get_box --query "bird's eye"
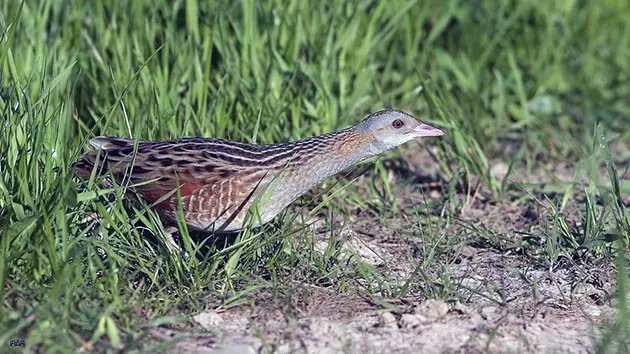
[392,119,404,129]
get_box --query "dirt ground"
[146,150,622,353]
[152,230,614,353]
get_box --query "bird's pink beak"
[413,122,444,137]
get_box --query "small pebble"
[194,311,224,330]
[417,299,449,320]
[379,311,398,329]
[210,344,257,354]
[400,313,427,328]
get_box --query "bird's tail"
[72,151,98,180]
[73,136,130,180]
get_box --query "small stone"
[457,245,477,259]
[400,313,427,328]
[470,312,484,325]
[379,311,398,329]
[194,311,224,330]
[417,300,449,320]
[585,306,601,318]
[210,343,257,354]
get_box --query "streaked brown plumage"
[74,109,444,232]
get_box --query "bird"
[74,109,444,233]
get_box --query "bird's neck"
[302,127,377,173]
[271,128,378,197]
[255,127,379,223]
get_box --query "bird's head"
[356,109,444,153]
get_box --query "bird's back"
[74,136,284,232]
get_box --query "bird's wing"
[74,137,272,228]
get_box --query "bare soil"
[153,221,614,353]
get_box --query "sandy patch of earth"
[150,214,615,353]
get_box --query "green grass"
[1,0,630,351]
